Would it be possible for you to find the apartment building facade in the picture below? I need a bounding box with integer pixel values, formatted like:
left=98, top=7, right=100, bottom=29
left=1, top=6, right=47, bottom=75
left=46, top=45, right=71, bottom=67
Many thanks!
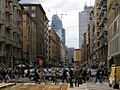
left=48, top=29, right=61, bottom=67
left=88, top=9, right=96, bottom=65
left=107, top=0, right=120, bottom=68
left=21, top=11, right=36, bottom=67
left=21, top=4, right=49, bottom=67
left=44, top=16, right=49, bottom=67
left=0, top=0, right=22, bottom=67
left=95, top=0, right=108, bottom=66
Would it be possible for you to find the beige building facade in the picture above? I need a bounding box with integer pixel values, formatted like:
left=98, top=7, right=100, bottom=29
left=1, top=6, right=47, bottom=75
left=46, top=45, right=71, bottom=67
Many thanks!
left=21, top=11, right=36, bottom=67
left=48, top=29, right=61, bottom=67
left=21, top=4, right=49, bottom=67
left=88, top=9, right=95, bottom=65
left=95, top=0, right=108, bottom=66
left=107, top=0, right=120, bottom=68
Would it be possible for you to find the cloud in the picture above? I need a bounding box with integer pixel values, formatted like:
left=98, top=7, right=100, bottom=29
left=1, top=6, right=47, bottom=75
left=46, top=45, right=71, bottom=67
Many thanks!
left=42, top=0, right=83, bottom=13
left=21, top=0, right=95, bottom=48
left=41, top=0, right=95, bottom=48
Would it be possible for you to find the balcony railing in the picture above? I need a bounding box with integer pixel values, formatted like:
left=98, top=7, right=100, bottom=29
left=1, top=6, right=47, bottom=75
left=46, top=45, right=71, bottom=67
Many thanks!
left=5, top=22, right=13, bottom=30
left=8, top=0, right=13, bottom=3
left=5, top=6, right=12, bottom=15
left=0, top=36, right=5, bottom=42
left=13, top=1, right=17, bottom=7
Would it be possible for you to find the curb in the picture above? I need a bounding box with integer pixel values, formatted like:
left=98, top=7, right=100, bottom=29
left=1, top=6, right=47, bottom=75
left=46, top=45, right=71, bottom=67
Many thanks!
left=0, top=83, right=16, bottom=89
left=83, top=83, right=90, bottom=90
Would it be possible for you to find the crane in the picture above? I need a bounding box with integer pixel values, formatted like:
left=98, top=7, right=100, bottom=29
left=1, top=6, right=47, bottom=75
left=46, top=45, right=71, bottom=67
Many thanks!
left=61, top=14, right=67, bottom=19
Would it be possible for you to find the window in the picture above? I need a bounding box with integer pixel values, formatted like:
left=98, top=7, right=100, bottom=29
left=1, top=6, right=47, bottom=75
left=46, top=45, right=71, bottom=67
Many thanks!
left=97, top=32, right=99, bottom=36
left=116, top=19, right=118, bottom=30
left=24, top=6, right=28, bottom=10
left=31, top=13, right=36, bottom=17
left=0, top=0, right=2, bottom=5
left=0, top=11, right=1, bottom=17
left=0, top=25, right=2, bottom=33
left=0, top=43, right=2, bottom=51
left=31, top=6, right=36, bottom=10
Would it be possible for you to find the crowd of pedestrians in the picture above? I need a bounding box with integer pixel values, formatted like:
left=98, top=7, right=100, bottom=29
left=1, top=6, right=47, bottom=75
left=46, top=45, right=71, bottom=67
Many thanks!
left=0, top=65, right=110, bottom=88
left=30, top=66, right=108, bottom=86
left=45, top=66, right=109, bottom=88
left=0, top=67, right=19, bottom=83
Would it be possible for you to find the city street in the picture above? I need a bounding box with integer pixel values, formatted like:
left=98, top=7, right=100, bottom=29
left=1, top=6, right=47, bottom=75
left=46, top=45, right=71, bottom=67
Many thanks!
left=0, top=0, right=120, bottom=90
left=0, top=78, right=118, bottom=90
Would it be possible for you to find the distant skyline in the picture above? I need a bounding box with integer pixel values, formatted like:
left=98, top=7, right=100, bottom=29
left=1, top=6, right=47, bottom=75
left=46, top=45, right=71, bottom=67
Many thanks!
left=21, top=0, right=95, bottom=48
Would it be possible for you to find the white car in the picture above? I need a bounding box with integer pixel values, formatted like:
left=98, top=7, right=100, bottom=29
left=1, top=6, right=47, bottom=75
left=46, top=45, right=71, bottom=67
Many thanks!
left=91, top=69, right=97, bottom=76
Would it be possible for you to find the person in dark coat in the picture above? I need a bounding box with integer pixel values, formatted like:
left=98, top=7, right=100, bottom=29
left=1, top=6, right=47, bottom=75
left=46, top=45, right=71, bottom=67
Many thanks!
left=82, top=68, right=87, bottom=83
left=69, top=68, right=74, bottom=88
left=74, top=68, right=81, bottom=87
left=34, top=69, right=39, bottom=83
left=95, top=68, right=102, bottom=83
left=62, top=69, right=68, bottom=83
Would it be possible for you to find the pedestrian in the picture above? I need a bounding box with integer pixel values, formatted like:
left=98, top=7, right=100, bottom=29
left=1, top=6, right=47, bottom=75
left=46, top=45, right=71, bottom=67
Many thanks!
left=34, top=69, right=39, bottom=83
left=62, top=68, right=69, bottom=83
left=74, top=68, right=81, bottom=87
left=0, top=67, right=3, bottom=82
left=86, top=68, right=91, bottom=81
left=95, top=68, right=102, bottom=83
left=82, top=68, right=87, bottom=83
left=69, top=68, right=74, bottom=88
left=51, top=67, right=58, bottom=84
left=39, top=68, right=46, bottom=84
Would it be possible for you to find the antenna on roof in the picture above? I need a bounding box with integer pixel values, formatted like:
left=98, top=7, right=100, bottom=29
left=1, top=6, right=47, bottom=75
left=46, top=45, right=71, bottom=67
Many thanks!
left=61, top=14, right=67, bottom=19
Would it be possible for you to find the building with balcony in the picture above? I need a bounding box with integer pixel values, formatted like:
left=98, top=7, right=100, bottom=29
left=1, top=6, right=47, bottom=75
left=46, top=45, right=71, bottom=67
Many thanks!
left=60, top=42, right=66, bottom=65
left=0, top=0, right=22, bottom=67
left=51, top=14, right=66, bottom=65
left=44, top=16, right=49, bottom=67
left=107, top=0, right=120, bottom=68
left=81, top=32, right=89, bottom=66
left=48, top=29, right=61, bottom=67
left=88, top=9, right=96, bottom=66
left=95, top=0, right=108, bottom=66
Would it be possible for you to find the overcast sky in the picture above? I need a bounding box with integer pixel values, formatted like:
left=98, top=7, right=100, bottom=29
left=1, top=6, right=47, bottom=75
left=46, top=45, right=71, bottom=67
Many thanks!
left=21, top=0, right=95, bottom=48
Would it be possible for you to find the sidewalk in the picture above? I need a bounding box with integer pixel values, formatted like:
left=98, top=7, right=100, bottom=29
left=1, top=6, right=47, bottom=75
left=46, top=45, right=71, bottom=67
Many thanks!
left=84, top=82, right=115, bottom=90
left=0, top=83, right=16, bottom=89
left=68, top=84, right=89, bottom=90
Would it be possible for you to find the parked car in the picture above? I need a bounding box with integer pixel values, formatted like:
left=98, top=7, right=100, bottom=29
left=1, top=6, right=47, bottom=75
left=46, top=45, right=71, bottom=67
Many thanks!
left=43, top=68, right=52, bottom=80
left=90, top=69, right=97, bottom=77
left=24, top=69, right=37, bottom=81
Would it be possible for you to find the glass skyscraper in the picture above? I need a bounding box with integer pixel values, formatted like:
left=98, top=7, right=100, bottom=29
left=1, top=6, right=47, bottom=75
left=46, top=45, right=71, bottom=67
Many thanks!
left=79, top=5, right=93, bottom=48
left=51, top=14, right=65, bottom=45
